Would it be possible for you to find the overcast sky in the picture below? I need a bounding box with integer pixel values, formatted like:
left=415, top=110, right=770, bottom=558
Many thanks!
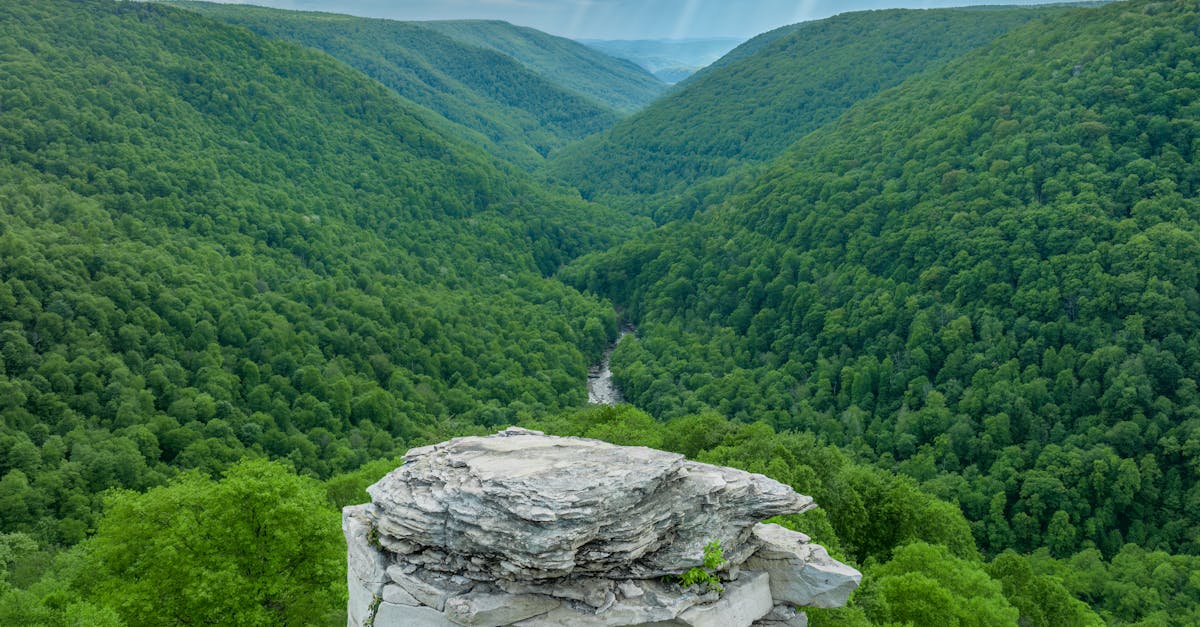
left=207, top=0, right=1081, bottom=40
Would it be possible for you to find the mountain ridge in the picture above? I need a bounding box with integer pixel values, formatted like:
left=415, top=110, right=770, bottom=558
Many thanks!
left=544, top=5, right=1071, bottom=219
left=171, top=1, right=665, bottom=169
left=417, top=18, right=667, bottom=114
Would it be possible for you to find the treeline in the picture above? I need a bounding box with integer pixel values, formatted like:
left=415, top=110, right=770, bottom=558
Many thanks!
left=15, top=407, right=1199, bottom=625
left=566, top=0, right=1200, bottom=573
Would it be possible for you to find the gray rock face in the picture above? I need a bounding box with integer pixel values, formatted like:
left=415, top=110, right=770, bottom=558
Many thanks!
left=742, top=524, right=862, bottom=608
left=752, top=603, right=809, bottom=627
left=675, top=571, right=773, bottom=627
left=445, top=592, right=560, bottom=627
left=344, top=506, right=388, bottom=588
left=367, top=427, right=813, bottom=581
left=375, top=602, right=457, bottom=627
left=345, top=428, right=859, bottom=627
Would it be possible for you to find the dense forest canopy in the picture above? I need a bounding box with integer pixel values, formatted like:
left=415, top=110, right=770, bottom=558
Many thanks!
left=564, top=0, right=1200, bottom=615
left=0, top=0, right=643, bottom=547
left=4, top=0, right=1200, bottom=625
left=416, top=19, right=667, bottom=115
left=543, top=6, right=1065, bottom=219
left=174, top=1, right=662, bottom=169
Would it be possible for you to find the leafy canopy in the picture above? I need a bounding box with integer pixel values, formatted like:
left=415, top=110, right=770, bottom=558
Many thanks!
left=85, top=459, right=343, bottom=627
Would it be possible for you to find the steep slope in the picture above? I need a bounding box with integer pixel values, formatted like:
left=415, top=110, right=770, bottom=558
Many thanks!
left=567, top=0, right=1200, bottom=564
left=545, top=6, right=1064, bottom=217
left=0, top=0, right=640, bottom=543
left=175, top=1, right=620, bottom=168
left=419, top=20, right=667, bottom=114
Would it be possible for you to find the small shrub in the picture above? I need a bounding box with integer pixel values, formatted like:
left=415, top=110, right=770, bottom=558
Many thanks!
left=674, top=541, right=727, bottom=595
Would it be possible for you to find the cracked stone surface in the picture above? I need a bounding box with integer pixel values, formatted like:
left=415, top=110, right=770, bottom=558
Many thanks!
left=742, top=524, right=862, bottom=608
left=367, top=428, right=814, bottom=581
left=346, top=428, right=859, bottom=627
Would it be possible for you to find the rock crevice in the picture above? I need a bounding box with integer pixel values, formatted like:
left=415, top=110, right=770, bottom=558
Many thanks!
left=346, top=427, right=860, bottom=626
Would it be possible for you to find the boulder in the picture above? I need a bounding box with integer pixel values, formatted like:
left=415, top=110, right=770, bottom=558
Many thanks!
left=366, top=427, right=813, bottom=581
left=347, top=573, right=378, bottom=627
left=386, top=565, right=474, bottom=611
left=752, top=604, right=809, bottom=627
left=444, top=592, right=560, bottom=627
left=344, top=504, right=388, bottom=588
left=382, top=584, right=420, bottom=606
left=497, top=576, right=614, bottom=609
left=347, top=428, right=860, bottom=627
left=675, top=571, right=773, bottom=627
left=374, top=602, right=457, bottom=627
left=742, top=524, right=861, bottom=608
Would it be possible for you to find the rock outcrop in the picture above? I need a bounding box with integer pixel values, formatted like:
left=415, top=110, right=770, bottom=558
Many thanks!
left=346, top=427, right=861, bottom=626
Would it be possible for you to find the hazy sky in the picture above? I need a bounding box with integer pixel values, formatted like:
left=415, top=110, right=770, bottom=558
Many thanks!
left=208, top=1, right=1079, bottom=40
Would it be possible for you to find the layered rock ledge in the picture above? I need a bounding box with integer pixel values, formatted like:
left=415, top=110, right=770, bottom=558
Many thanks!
left=346, top=427, right=861, bottom=626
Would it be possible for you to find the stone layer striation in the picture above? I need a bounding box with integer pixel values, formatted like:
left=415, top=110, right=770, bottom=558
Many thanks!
left=347, top=428, right=860, bottom=626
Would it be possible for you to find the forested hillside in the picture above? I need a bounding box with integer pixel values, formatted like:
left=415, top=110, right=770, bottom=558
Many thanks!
left=566, top=0, right=1200, bottom=620
left=4, top=0, right=1200, bottom=625
left=174, top=1, right=633, bottom=169
left=0, top=0, right=646, bottom=548
left=418, top=20, right=667, bottom=115
left=545, top=6, right=1063, bottom=218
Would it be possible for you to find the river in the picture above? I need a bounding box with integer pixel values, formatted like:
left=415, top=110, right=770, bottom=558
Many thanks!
left=587, top=326, right=634, bottom=405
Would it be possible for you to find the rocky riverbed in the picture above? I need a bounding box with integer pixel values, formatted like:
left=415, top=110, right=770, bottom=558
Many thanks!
left=587, top=326, right=633, bottom=405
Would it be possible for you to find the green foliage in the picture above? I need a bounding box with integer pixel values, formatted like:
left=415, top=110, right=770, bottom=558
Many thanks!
left=536, top=403, right=665, bottom=448
left=1026, top=545, right=1200, bottom=625
left=84, top=459, right=343, bottom=626
left=701, top=540, right=726, bottom=570
left=0, top=532, right=37, bottom=589
left=855, top=542, right=1019, bottom=626
left=675, top=541, right=727, bottom=595
left=546, top=6, right=1063, bottom=219
left=570, top=0, right=1200, bottom=567
left=417, top=20, right=666, bottom=115
left=0, top=0, right=639, bottom=543
left=323, top=456, right=403, bottom=509
left=986, top=551, right=1103, bottom=626
left=175, top=1, right=625, bottom=169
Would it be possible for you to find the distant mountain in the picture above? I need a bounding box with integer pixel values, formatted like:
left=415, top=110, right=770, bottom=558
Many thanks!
left=579, top=38, right=743, bottom=84
left=652, top=67, right=697, bottom=84
left=173, top=2, right=639, bottom=168
left=418, top=20, right=667, bottom=114
left=545, top=6, right=1063, bottom=218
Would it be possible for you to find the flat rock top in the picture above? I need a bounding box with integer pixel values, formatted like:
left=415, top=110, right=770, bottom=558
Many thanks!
left=416, top=430, right=681, bottom=512
left=366, top=428, right=814, bottom=580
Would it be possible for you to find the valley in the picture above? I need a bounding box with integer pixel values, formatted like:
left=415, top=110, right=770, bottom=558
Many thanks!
left=2, top=1, right=1199, bottom=625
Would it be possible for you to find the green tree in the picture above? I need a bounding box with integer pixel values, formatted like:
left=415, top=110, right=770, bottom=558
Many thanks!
left=857, top=542, right=1019, bottom=626
left=987, top=551, right=1102, bottom=626
left=84, top=459, right=343, bottom=626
